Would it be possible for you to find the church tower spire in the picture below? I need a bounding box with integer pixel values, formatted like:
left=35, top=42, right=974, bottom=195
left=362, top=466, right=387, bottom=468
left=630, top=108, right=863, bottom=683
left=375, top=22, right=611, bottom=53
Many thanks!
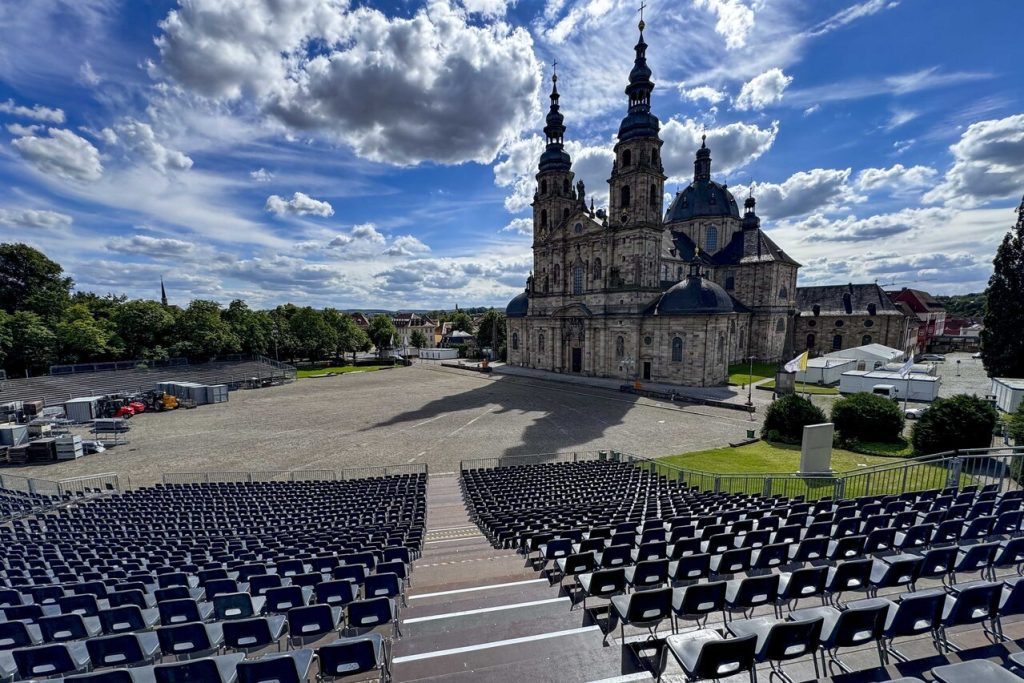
left=694, top=134, right=712, bottom=181
left=160, top=277, right=168, bottom=306
left=532, top=63, right=577, bottom=253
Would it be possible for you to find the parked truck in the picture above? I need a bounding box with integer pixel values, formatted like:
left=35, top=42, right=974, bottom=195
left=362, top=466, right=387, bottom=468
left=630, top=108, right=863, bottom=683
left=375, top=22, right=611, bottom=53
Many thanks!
left=839, top=370, right=941, bottom=402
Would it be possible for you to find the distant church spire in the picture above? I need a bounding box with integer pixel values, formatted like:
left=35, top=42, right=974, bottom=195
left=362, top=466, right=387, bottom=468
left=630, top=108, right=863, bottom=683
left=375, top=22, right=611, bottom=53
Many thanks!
left=616, top=12, right=660, bottom=142
left=539, top=62, right=572, bottom=173
left=160, top=277, right=168, bottom=306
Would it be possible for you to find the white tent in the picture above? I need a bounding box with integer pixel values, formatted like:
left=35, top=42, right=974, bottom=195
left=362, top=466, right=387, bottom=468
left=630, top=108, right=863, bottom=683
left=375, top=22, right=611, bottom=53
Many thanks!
left=823, top=343, right=904, bottom=369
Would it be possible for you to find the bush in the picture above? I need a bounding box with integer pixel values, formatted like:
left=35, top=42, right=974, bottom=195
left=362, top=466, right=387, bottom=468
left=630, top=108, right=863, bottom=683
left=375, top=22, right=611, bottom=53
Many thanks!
left=761, top=395, right=827, bottom=444
left=1010, top=402, right=1024, bottom=444
left=831, top=392, right=905, bottom=443
left=910, top=394, right=998, bottom=455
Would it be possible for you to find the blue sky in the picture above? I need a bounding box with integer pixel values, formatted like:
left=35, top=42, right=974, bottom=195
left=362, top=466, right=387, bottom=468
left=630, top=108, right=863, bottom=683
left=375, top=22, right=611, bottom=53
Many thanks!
left=0, top=0, right=1022, bottom=310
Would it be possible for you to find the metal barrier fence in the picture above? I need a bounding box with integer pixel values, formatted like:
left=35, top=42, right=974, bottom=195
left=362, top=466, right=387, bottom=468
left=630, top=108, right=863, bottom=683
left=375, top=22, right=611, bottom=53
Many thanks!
left=0, top=471, right=123, bottom=522
left=461, top=446, right=1024, bottom=502
left=160, top=463, right=428, bottom=485
left=54, top=473, right=124, bottom=497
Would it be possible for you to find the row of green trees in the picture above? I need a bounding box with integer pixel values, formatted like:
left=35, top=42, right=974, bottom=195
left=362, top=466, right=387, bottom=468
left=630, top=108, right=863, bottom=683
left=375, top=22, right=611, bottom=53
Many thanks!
left=0, top=243, right=410, bottom=375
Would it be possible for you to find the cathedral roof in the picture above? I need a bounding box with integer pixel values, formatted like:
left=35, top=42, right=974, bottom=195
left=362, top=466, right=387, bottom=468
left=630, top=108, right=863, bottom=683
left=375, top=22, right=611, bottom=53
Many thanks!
left=795, top=283, right=903, bottom=317
left=710, top=229, right=801, bottom=267
left=506, top=291, right=529, bottom=318
left=645, top=272, right=745, bottom=316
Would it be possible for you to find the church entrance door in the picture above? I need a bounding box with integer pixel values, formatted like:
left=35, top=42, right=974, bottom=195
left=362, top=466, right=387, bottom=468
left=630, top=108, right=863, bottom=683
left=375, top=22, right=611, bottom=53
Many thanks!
left=642, top=361, right=651, bottom=380
left=571, top=348, right=582, bottom=373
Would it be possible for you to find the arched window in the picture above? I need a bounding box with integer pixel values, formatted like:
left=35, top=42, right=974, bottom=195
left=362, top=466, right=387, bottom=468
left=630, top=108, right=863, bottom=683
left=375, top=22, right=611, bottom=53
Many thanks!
left=775, top=319, right=785, bottom=333
left=806, top=333, right=815, bottom=349
left=553, top=264, right=561, bottom=287
left=677, top=266, right=684, bottom=279
left=706, top=225, right=718, bottom=252
left=541, top=179, right=548, bottom=195
left=563, top=178, right=570, bottom=194
left=671, top=336, right=683, bottom=362
left=862, top=334, right=872, bottom=345
left=717, top=334, right=725, bottom=366
left=729, top=319, right=736, bottom=334
left=651, top=148, right=659, bottom=165
left=511, top=332, right=519, bottom=350
left=661, top=264, right=669, bottom=281
left=779, top=286, right=788, bottom=300
left=543, top=276, right=549, bottom=293
left=572, top=266, right=584, bottom=294
left=538, top=333, right=545, bottom=353
left=623, top=149, right=632, bottom=167
left=615, top=335, right=625, bottom=359
left=541, top=209, right=548, bottom=229
left=832, top=335, right=842, bottom=351
left=620, top=185, right=631, bottom=207
left=649, top=183, right=658, bottom=207
left=562, top=207, right=569, bottom=220
left=724, top=271, right=735, bottom=290
left=593, top=258, right=602, bottom=281
left=842, top=292, right=852, bottom=314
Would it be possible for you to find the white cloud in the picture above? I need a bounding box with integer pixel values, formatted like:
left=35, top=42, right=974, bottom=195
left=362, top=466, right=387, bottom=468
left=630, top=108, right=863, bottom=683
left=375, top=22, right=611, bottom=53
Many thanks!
left=265, top=192, right=335, bottom=217
left=79, top=61, right=101, bottom=86
left=693, top=0, right=755, bottom=50
left=885, top=108, right=918, bottom=130
left=786, top=68, right=990, bottom=108
left=0, top=208, right=73, bottom=230
left=352, top=223, right=385, bottom=243
left=661, top=117, right=779, bottom=184
left=11, top=128, right=103, bottom=181
left=501, top=217, right=533, bottom=236
left=855, top=164, right=937, bottom=193
left=679, top=85, right=727, bottom=105
left=753, top=168, right=861, bottom=220
left=0, top=98, right=65, bottom=123
left=156, top=0, right=540, bottom=166
left=250, top=168, right=273, bottom=182
left=805, top=0, right=901, bottom=37
left=108, top=120, right=193, bottom=173
left=924, top=114, right=1024, bottom=207
left=493, top=135, right=545, bottom=213
left=803, top=104, right=819, bottom=116
left=6, top=123, right=41, bottom=136
left=734, top=68, right=792, bottom=110
left=109, top=235, right=196, bottom=258
left=384, top=235, right=432, bottom=256
left=785, top=207, right=946, bottom=243
left=460, top=0, right=512, bottom=19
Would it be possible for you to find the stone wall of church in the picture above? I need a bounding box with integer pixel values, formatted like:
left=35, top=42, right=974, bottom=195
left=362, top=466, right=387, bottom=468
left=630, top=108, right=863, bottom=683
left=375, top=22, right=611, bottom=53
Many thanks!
left=794, top=314, right=909, bottom=357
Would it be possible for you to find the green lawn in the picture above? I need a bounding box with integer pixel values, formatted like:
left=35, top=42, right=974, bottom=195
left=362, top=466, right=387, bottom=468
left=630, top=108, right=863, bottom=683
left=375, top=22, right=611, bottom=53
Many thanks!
left=728, top=362, right=777, bottom=385
left=850, top=438, right=914, bottom=457
left=758, top=379, right=840, bottom=395
left=296, top=365, right=391, bottom=378
left=647, top=440, right=956, bottom=499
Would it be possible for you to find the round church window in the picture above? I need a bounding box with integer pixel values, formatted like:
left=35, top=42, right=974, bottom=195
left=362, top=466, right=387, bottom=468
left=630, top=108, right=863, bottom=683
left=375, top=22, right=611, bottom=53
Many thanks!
left=644, top=335, right=652, bottom=345
left=807, top=320, right=816, bottom=328
left=864, top=320, right=874, bottom=328
left=835, top=320, right=845, bottom=327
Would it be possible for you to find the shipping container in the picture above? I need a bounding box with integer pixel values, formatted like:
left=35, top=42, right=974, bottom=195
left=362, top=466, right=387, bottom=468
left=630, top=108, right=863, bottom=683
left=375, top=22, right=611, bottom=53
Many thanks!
left=64, top=396, right=104, bottom=423
left=0, top=424, right=29, bottom=447
left=839, top=370, right=941, bottom=401
left=992, top=378, right=1024, bottom=414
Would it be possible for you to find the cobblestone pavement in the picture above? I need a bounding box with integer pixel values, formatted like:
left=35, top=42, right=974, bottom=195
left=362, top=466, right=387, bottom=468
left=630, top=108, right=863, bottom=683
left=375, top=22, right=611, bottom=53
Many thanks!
left=9, top=364, right=764, bottom=486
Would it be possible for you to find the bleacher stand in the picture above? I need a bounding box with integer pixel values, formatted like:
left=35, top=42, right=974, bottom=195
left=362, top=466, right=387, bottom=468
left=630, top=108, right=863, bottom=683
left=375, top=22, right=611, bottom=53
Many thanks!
left=0, top=474, right=424, bottom=681
left=462, top=459, right=1024, bottom=681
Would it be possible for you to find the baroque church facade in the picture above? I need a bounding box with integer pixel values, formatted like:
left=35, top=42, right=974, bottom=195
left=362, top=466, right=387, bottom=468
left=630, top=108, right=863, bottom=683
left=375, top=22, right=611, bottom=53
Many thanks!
left=505, top=21, right=799, bottom=387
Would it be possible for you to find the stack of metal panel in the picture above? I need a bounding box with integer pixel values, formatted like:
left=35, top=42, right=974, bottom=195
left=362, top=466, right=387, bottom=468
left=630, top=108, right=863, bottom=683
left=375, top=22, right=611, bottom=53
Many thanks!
left=55, top=435, right=84, bottom=460
left=27, top=422, right=52, bottom=438
left=0, top=424, right=28, bottom=447
left=0, top=401, right=23, bottom=422
left=157, top=381, right=226, bottom=405
left=64, top=397, right=104, bottom=423
left=93, top=418, right=130, bottom=433
left=7, top=445, right=28, bottom=465
left=23, top=400, right=43, bottom=417
left=27, top=438, right=56, bottom=463
left=205, top=384, right=229, bottom=404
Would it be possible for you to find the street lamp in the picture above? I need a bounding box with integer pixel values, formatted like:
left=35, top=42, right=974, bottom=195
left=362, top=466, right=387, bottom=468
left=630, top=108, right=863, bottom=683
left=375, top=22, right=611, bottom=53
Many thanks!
left=746, top=355, right=756, bottom=421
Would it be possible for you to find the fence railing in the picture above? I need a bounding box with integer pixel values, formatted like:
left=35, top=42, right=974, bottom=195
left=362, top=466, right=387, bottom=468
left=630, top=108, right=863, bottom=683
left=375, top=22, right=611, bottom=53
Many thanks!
left=160, top=463, right=427, bottom=485
left=0, top=471, right=123, bottom=522
left=461, top=446, right=1024, bottom=502
left=54, top=473, right=124, bottom=497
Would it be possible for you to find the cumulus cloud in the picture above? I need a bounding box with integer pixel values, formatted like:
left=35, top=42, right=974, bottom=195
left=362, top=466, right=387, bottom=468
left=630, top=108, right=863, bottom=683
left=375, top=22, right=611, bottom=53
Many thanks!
left=493, top=135, right=545, bottom=213
left=376, top=256, right=529, bottom=294
left=326, top=223, right=387, bottom=251
left=460, top=0, right=511, bottom=18
left=661, top=118, right=779, bottom=184
left=752, top=169, right=861, bottom=220
left=734, top=68, right=792, bottom=110
left=501, top=217, right=533, bottom=236
left=156, top=0, right=540, bottom=166
left=789, top=207, right=945, bottom=243
left=106, top=120, right=193, bottom=173
left=352, top=223, right=385, bottom=243
left=6, top=123, right=41, bottom=136
left=693, top=0, right=755, bottom=50
left=679, top=85, right=728, bottom=105
left=250, top=168, right=273, bottom=182
left=0, top=208, right=72, bottom=230
left=108, top=235, right=196, bottom=258
left=11, top=128, right=103, bottom=181
left=0, top=98, right=65, bottom=123
left=855, top=164, right=937, bottom=193
left=384, top=235, right=431, bottom=256
left=265, top=192, right=334, bottom=217
left=924, top=114, right=1024, bottom=207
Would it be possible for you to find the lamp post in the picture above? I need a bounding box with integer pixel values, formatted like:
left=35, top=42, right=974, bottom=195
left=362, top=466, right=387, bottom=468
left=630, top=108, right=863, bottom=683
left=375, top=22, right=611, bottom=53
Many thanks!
left=746, top=355, right=756, bottom=421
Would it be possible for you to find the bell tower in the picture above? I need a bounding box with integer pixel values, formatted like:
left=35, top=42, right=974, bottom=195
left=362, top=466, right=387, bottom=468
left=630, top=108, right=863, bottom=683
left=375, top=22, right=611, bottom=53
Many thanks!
left=607, top=17, right=666, bottom=292
left=532, top=67, right=577, bottom=246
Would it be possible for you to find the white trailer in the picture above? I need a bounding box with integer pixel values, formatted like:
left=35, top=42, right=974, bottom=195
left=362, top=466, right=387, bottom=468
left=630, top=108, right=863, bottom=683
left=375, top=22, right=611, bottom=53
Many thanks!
left=839, top=370, right=941, bottom=402
left=420, top=348, right=459, bottom=360
left=992, top=378, right=1024, bottom=413
left=796, top=358, right=856, bottom=386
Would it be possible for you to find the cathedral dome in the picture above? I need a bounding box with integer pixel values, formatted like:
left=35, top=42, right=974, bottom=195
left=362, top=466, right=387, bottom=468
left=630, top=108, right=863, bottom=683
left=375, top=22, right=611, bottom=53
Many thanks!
left=664, top=180, right=740, bottom=222
left=646, top=274, right=737, bottom=316
left=506, top=291, right=529, bottom=318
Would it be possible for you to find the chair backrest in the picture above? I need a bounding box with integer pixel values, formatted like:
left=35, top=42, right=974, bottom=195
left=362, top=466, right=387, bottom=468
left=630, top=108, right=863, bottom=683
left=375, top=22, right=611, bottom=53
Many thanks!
left=782, top=566, right=827, bottom=599
left=99, top=605, right=145, bottom=634
left=223, top=617, right=273, bottom=650
left=158, top=598, right=200, bottom=625
left=763, top=616, right=823, bottom=662
left=13, top=643, right=77, bottom=677
left=157, top=621, right=213, bottom=655
left=587, top=568, right=626, bottom=596
left=85, top=633, right=144, bottom=667
left=108, top=589, right=147, bottom=610
left=236, top=653, right=300, bottom=683
left=691, top=633, right=757, bottom=680
left=364, top=573, right=402, bottom=600
left=39, top=613, right=88, bottom=642
left=59, top=593, right=100, bottom=616
left=945, top=582, right=1001, bottom=626
left=680, top=581, right=726, bottom=615
left=153, top=656, right=221, bottom=683
left=248, top=574, right=283, bottom=596
left=626, top=587, right=672, bottom=623
left=288, top=604, right=334, bottom=636
left=213, top=592, right=255, bottom=621
left=64, top=669, right=135, bottom=682
left=600, top=544, right=632, bottom=567
left=317, top=637, right=379, bottom=678
left=315, top=580, right=358, bottom=606
left=347, top=597, right=394, bottom=630
left=265, top=586, right=306, bottom=613
left=736, top=574, right=780, bottom=605
left=0, top=620, right=34, bottom=650
left=829, top=559, right=872, bottom=590
left=831, top=602, right=887, bottom=647
left=887, top=591, right=943, bottom=637
left=204, top=579, right=238, bottom=600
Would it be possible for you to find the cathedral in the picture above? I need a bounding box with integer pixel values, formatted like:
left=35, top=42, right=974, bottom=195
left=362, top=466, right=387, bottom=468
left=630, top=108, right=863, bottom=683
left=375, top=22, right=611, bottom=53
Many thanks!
left=505, top=20, right=799, bottom=387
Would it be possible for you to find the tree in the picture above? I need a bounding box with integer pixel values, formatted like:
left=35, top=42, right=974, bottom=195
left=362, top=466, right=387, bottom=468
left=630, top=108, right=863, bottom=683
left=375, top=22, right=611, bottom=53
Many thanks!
left=289, top=307, right=337, bottom=362
left=911, top=394, right=998, bottom=455
left=830, top=392, right=905, bottom=444
left=171, top=300, right=240, bottom=359
left=4, top=311, right=58, bottom=376
left=761, top=395, right=827, bottom=443
left=449, top=310, right=473, bottom=333
left=0, top=311, right=12, bottom=368
left=982, top=196, right=1024, bottom=377
left=409, top=330, right=428, bottom=350
left=112, top=299, right=176, bottom=359
left=367, top=314, right=397, bottom=359
left=324, top=310, right=370, bottom=363
left=1009, top=402, right=1024, bottom=444
left=223, top=300, right=275, bottom=356
left=56, top=304, right=117, bottom=363
left=475, top=310, right=506, bottom=350
left=0, top=243, right=73, bottom=321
